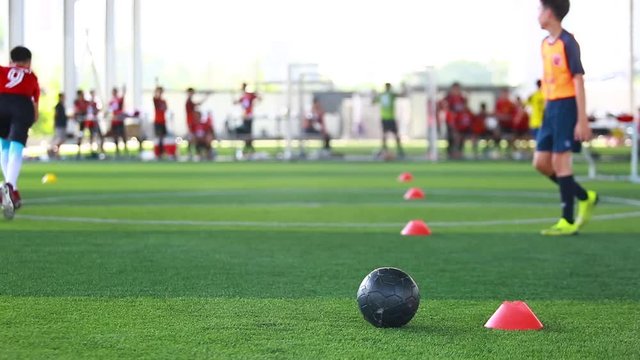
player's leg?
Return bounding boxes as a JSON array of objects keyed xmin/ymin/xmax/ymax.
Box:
[
  {"xmin": 121, "ymin": 124, "xmax": 129, "ymax": 155},
  {"xmin": 0, "ymin": 123, "xmax": 10, "ymax": 181},
  {"xmin": 155, "ymin": 124, "xmax": 165, "ymax": 158},
  {"xmin": 2, "ymin": 100, "xmax": 34, "ymax": 219},
  {"xmin": 552, "ymin": 151, "xmax": 577, "ymax": 222},
  {"xmin": 1, "ymin": 104, "xmax": 11, "ymax": 179},
  {"xmin": 0, "ymin": 137, "xmax": 9, "ymax": 179},
  {"xmin": 533, "ymin": 151, "xmax": 553, "ymax": 176},
  {"xmin": 323, "ymin": 133, "xmax": 331, "ymax": 150},
  {"xmin": 244, "ymin": 118, "xmax": 254, "ymax": 152},
  {"xmin": 76, "ymin": 118, "xmax": 85, "ymax": 158},
  {"xmin": 534, "ymin": 107, "xmax": 574, "ymax": 235},
  {"xmin": 381, "ymin": 131, "xmax": 388, "ymax": 150},
  {"xmin": 89, "ymin": 123, "xmax": 98, "ymax": 154},
  {"xmin": 113, "ymin": 126, "xmax": 120, "ymax": 156},
  {"xmin": 548, "ymin": 100, "xmax": 597, "ymax": 229},
  {"xmin": 382, "ymin": 122, "xmax": 389, "ymax": 150},
  {"xmin": 392, "ymin": 121, "xmax": 404, "ymax": 157}
]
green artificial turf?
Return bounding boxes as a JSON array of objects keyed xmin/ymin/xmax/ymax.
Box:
[{"xmin": 1, "ymin": 161, "xmax": 639, "ymax": 359}]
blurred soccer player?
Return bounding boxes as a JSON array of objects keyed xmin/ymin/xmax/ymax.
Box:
[
  {"xmin": 303, "ymin": 97, "xmax": 331, "ymax": 151},
  {"xmin": 192, "ymin": 111, "xmax": 215, "ymax": 161},
  {"xmin": 108, "ymin": 86, "xmax": 127, "ymax": 156},
  {"xmin": 153, "ymin": 86, "xmax": 168, "ymax": 158},
  {"xmin": 186, "ymin": 88, "xmax": 208, "ymax": 159},
  {"xmin": 513, "ymin": 96, "xmax": 531, "ymax": 140},
  {"xmin": 527, "ymin": 80, "xmax": 546, "ymax": 139},
  {"xmin": 442, "ymin": 82, "xmax": 466, "ymax": 158},
  {"xmin": 73, "ymin": 89, "xmax": 87, "ymax": 158},
  {"xmin": 233, "ymin": 83, "xmax": 260, "ymax": 153},
  {"xmin": 51, "ymin": 92, "xmax": 68, "ymax": 158},
  {"xmin": 534, "ymin": 0, "xmax": 598, "ymax": 235},
  {"xmin": 495, "ymin": 89, "xmax": 517, "ymax": 156},
  {"xmin": 89, "ymin": 90, "xmax": 105, "ymax": 154},
  {"xmin": 76, "ymin": 89, "xmax": 104, "ymax": 158},
  {"xmin": 374, "ymin": 83, "xmax": 404, "ymax": 159},
  {"xmin": 470, "ymin": 103, "xmax": 489, "ymax": 158},
  {"xmin": 0, "ymin": 46, "xmax": 40, "ymax": 220}
]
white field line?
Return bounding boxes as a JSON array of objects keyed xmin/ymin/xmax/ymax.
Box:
[
  {"xmin": 24, "ymin": 189, "xmax": 639, "ymax": 207},
  {"xmin": 17, "ymin": 211, "xmax": 640, "ymax": 229},
  {"xmin": 26, "ymin": 201, "xmax": 559, "ymax": 209},
  {"xmin": 24, "ymin": 189, "xmax": 560, "ymax": 204}
]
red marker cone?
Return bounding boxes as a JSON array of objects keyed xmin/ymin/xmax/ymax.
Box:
[
  {"xmin": 401, "ymin": 220, "xmax": 432, "ymax": 236},
  {"xmin": 404, "ymin": 188, "xmax": 425, "ymax": 200},
  {"xmin": 398, "ymin": 172, "xmax": 414, "ymax": 183},
  {"xmin": 484, "ymin": 301, "xmax": 544, "ymax": 331}
]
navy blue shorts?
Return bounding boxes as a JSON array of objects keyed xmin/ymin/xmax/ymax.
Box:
[
  {"xmin": 530, "ymin": 128, "xmax": 540, "ymax": 139},
  {"xmin": 536, "ymin": 98, "xmax": 582, "ymax": 153}
]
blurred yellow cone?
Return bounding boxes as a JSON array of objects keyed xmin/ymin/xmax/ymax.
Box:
[{"xmin": 42, "ymin": 173, "xmax": 58, "ymax": 184}]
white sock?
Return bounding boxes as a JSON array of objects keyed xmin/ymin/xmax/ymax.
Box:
[
  {"xmin": 0, "ymin": 138, "xmax": 9, "ymax": 182},
  {"xmin": 6, "ymin": 141, "xmax": 24, "ymax": 189}
]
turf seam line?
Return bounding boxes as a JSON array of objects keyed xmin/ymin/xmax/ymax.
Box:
[{"xmin": 16, "ymin": 211, "xmax": 640, "ymax": 229}]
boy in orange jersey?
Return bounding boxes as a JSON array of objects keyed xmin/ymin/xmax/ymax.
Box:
[{"xmin": 533, "ymin": 0, "xmax": 598, "ymax": 235}]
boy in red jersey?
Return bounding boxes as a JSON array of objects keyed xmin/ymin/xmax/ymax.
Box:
[
  {"xmin": 153, "ymin": 86, "xmax": 168, "ymax": 158},
  {"xmin": 471, "ymin": 102, "xmax": 493, "ymax": 158},
  {"xmin": 76, "ymin": 89, "xmax": 104, "ymax": 158},
  {"xmin": 193, "ymin": 111, "xmax": 215, "ymax": 161},
  {"xmin": 186, "ymin": 88, "xmax": 208, "ymax": 159},
  {"xmin": 0, "ymin": 46, "xmax": 40, "ymax": 220},
  {"xmin": 442, "ymin": 82, "xmax": 467, "ymax": 159},
  {"xmin": 513, "ymin": 96, "xmax": 531, "ymax": 144},
  {"xmin": 108, "ymin": 86, "xmax": 127, "ymax": 156},
  {"xmin": 233, "ymin": 83, "xmax": 261, "ymax": 153},
  {"xmin": 534, "ymin": 0, "xmax": 598, "ymax": 235},
  {"xmin": 495, "ymin": 89, "xmax": 517, "ymax": 155}
]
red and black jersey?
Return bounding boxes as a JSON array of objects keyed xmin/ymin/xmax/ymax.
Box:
[
  {"xmin": 472, "ymin": 112, "xmax": 487, "ymax": 135},
  {"xmin": 445, "ymin": 94, "xmax": 466, "ymax": 113},
  {"xmin": 495, "ymin": 98, "xmax": 517, "ymax": 128},
  {"xmin": 193, "ymin": 116, "xmax": 214, "ymax": 138},
  {"xmin": 186, "ymin": 98, "xmax": 196, "ymax": 130},
  {"xmin": 74, "ymin": 98, "xmax": 88, "ymax": 116},
  {"xmin": 0, "ymin": 65, "xmax": 40, "ymax": 102},
  {"xmin": 154, "ymin": 97, "xmax": 167, "ymax": 124},
  {"xmin": 109, "ymin": 96, "xmax": 124, "ymax": 115},
  {"xmin": 239, "ymin": 92, "xmax": 258, "ymax": 117}
]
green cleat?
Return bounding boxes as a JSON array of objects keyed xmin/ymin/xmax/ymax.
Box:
[
  {"xmin": 541, "ymin": 218, "xmax": 579, "ymax": 236},
  {"xmin": 576, "ymin": 191, "xmax": 599, "ymax": 229}
]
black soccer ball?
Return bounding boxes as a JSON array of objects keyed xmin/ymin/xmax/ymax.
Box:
[{"xmin": 357, "ymin": 267, "xmax": 420, "ymax": 328}]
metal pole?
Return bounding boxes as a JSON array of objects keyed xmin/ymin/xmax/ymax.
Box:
[
  {"xmin": 285, "ymin": 64, "xmax": 293, "ymax": 159},
  {"xmin": 298, "ymin": 74, "xmax": 305, "ymax": 155},
  {"xmin": 132, "ymin": 0, "xmax": 143, "ymax": 111},
  {"xmin": 105, "ymin": 0, "xmax": 116, "ymax": 100},
  {"xmin": 630, "ymin": 0, "xmax": 638, "ymax": 182},
  {"xmin": 427, "ymin": 66, "xmax": 439, "ymax": 161},
  {"xmin": 8, "ymin": 0, "xmax": 24, "ymax": 48},
  {"xmin": 63, "ymin": 0, "xmax": 77, "ymax": 110}
]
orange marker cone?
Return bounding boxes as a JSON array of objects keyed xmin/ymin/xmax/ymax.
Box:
[
  {"xmin": 484, "ymin": 301, "xmax": 544, "ymax": 331},
  {"xmin": 398, "ymin": 172, "xmax": 414, "ymax": 183},
  {"xmin": 401, "ymin": 220, "xmax": 432, "ymax": 236},
  {"xmin": 404, "ymin": 188, "xmax": 425, "ymax": 200}
]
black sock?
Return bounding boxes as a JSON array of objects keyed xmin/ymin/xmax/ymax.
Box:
[
  {"xmin": 557, "ymin": 176, "xmax": 576, "ymax": 224},
  {"xmin": 573, "ymin": 180, "xmax": 588, "ymax": 201},
  {"xmin": 549, "ymin": 175, "xmax": 588, "ymax": 201}
]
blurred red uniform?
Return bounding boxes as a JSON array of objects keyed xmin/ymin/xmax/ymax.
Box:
[{"xmin": 495, "ymin": 97, "xmax": 517, "ymax": 131}]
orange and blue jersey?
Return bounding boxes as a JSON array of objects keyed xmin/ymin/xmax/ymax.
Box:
[
  {"xmin": 536, "ymin": 29, "xmax": 584, "ymax": 154},
  {"xmin": 541, "ymin": 30, "xmax": 584, "ymax": 101}
]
